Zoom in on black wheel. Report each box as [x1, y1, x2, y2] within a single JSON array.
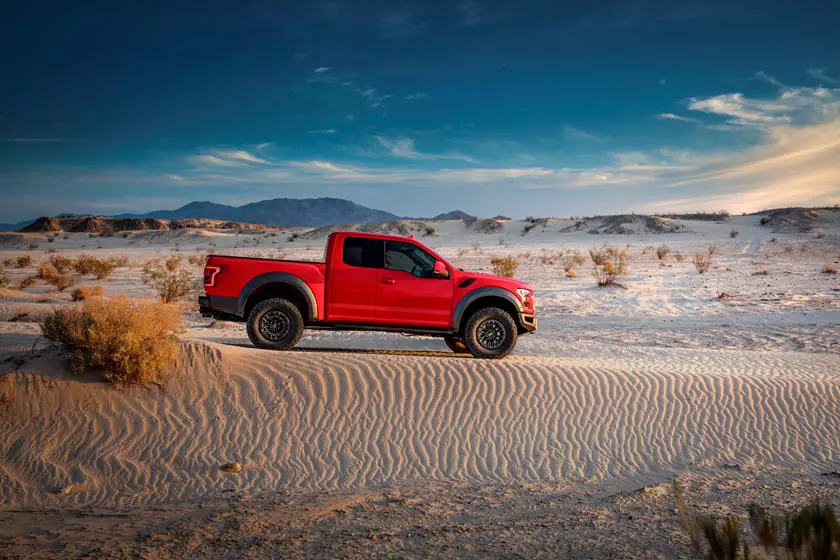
[[246, 298, 304, 350], [444, 336, 469, 354], [463, 307, 518, 359]]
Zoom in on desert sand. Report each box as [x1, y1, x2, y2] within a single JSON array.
[[1, 210, 839, 557]]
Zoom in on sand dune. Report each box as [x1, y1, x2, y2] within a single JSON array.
[[2, 339, 838, 508]]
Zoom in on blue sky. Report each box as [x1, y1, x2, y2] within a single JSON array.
[[1, 0, 838, 222]]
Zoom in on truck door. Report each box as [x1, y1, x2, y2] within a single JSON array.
[[325, 236, 383, 322], [374, 240, 453, 328]]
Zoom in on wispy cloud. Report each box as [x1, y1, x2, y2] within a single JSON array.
[[307, 129, 338, 134], [375, 137, 477, 162], [657, 112, 700, 123], [313, 66, 330, 73], [808, 68, 840, 85], [405, 92, 429, 101], [563, 125, 601, 141]]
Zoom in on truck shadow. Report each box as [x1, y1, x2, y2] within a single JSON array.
[[220, 342, 471, 359]]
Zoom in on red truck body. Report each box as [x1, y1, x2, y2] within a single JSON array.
[[200, 231, 536, 357]]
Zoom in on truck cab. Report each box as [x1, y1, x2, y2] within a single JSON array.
[[200, 231, 537, 358]]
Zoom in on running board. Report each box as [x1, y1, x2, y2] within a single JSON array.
[[307, 323, 456, 337]]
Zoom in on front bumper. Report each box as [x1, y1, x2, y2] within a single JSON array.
[[519, 313, 538, 333]]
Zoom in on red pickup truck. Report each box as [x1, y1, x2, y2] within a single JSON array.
[[199, 231, 537, 358]]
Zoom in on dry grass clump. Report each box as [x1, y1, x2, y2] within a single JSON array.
[[490, 255, 519, 278], [0, 269, 8, 289], [16, 255, 32, 268], [693, 246, 716, 274], [75, 256, 118, 279], [40, 295, 184, 385], [38, 262, 59, 281], [592, 247, 628, 287], [752, 269, 769, 276], [729, 229, 739, 238], [48, 255, 74, 273], [823, 265, 839, 275], [561, 251, 585, 275], [48, 273, 79, 292], [18, 276, 36, 290], [1, 258, 12, 267], [71, 285, 105, 301], [655, 244, 670, 261], [673, 251, 685, 262], [678, 479, 840, 560], [143, 257, 196, 303]]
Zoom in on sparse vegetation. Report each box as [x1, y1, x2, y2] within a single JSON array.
[[561, 251, 585, 274], [38, 262, 59, 281], [729, 229, 739, 238], [592, 246, 628, 287], [16, 256, 32, 267], [752, 269, 769, 275], [48, 273, 79, 292], [677, 478, 840, 560], [0, 269, 8, 288], [694, 252, 713, 274], [41, 295, 184, 385], [673, 251, 686, 262], [144, 258, 196, 303], [71, 285, 105, 301], [824, 265, 839, 275], [48, 255, 73, 273], [490, 255, 519, 278], [18, 276, 36, 290], [655, 244, 670, 261], [73, 255, 118, 279]]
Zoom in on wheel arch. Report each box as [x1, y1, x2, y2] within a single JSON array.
[[238, 273, 317, 323], [452, 287, 523, 333]]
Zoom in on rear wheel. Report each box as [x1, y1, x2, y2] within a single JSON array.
[[444, 336, 469, 354], [246, 298, 304, 350], [463, 307, 518, 359]]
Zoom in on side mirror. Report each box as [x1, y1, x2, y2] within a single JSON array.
[[432, 260, 449, 279]]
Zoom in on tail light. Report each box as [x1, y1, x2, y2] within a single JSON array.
[[203, 265, 221, 288]]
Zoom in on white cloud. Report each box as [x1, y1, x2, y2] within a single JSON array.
[[307, 129, 338, 134], [657, 112, 700, 123], [288, 161, 357, 174], [313, 66, 330, 73], [375, 136, 476, 162], [405, 92, 429, 100]]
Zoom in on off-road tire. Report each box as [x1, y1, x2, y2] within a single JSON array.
[[444, 336, 469, 354], [246, 298, 304, 350], [463, 307, 518, 359]]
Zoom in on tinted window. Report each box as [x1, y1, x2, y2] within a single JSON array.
[[342, 237, 384, 268], [384, 241, 437, 278]]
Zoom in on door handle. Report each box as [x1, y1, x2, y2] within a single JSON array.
[[381, 277, 396, 284]]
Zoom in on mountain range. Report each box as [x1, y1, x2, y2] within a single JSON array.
[[0, 198, 476, 231]]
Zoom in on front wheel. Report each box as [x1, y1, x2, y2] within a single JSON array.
[[444, 336, 469, 354], [462, 307, 518, 359], [246, 298, 304, 350]]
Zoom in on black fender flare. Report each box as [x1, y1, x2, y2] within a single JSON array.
[[452, 287, 523, 332], [236, 272, 318, 322]]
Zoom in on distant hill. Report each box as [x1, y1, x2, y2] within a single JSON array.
[[431, 210, 475, 221], [118, 197, 402, 227], [0, 219, 36, 232]]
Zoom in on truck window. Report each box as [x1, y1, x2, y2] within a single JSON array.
[[342, 237, 384, 268], [384, 240, 437, 278]]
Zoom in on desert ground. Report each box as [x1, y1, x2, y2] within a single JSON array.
[[1, 210, 839, 558]]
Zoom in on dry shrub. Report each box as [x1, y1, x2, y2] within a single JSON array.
[[27, 243, 39, 250], [824, 265, 839, 275], [752, 269, 769, 275], [707, 243, 718, 256], [18, 276, 36, 290], [48, 255, 73, 273], [71, 285, 105, 301], [0, 269, 8, 289], [561, 251, 585, 273], [16, 255, 32, 268], [38, 262, 59, 280], [655, 244, 670, 260], [694, 253, 713, 274], [490, 255, 519, 278], [566, 269, 577, 279], [145, 259, 196, 303], [40, 295, 183, 384], [187, 254, 206, 267], [589, 244, 625, 266], [1, 258, 12, 267], [48, 273, 79, 292], [73, 255, 118, 278], [593, 247, 628, 287], [729, 229, 739, 238], [673, 251, 685, 262]]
